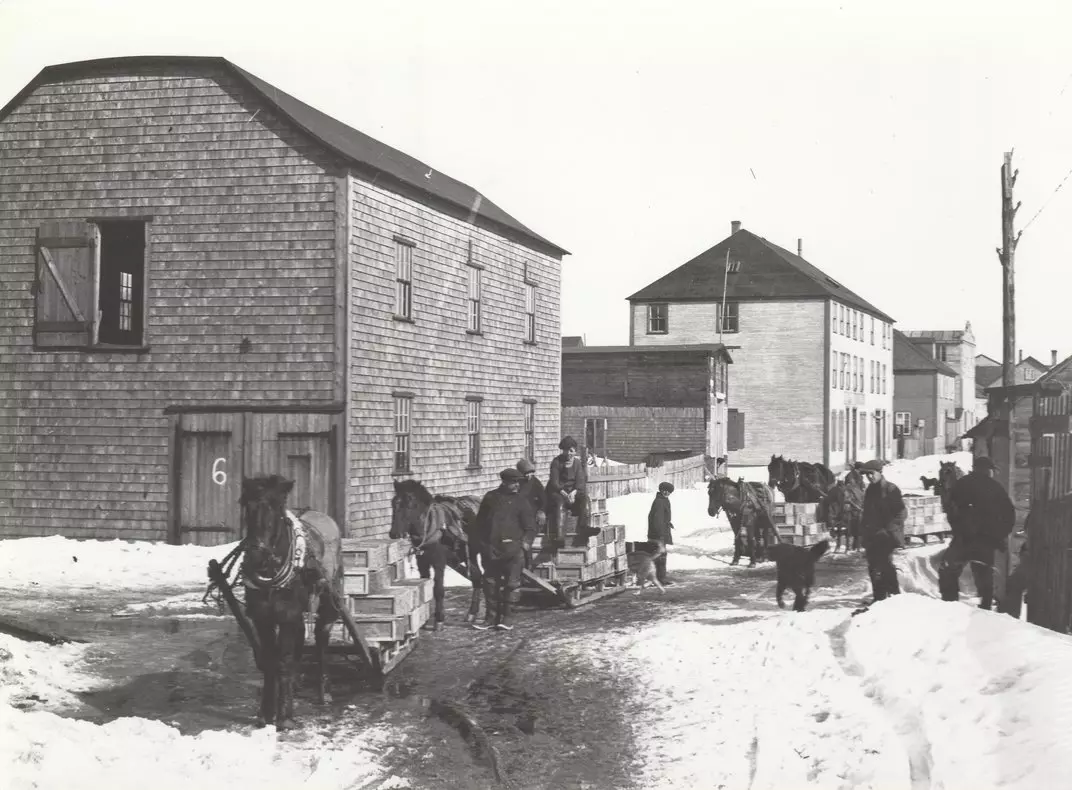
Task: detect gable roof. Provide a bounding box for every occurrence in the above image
[976,365,1003,390]
[975,353,1000,367]
[902,329,967,342]
[1021,355,1049,372]
[1036,352,1072,387]
[561,336,586,348]
[893,330,958,376]
[626,228,893,322]
[0,56,568,258]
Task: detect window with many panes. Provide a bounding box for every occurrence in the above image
[870,317,875,345]
[832,350,838,389]
[882,364,887,394]
[647,303,668,334]
[840,305,846,334]
[395,239,414,319]
[523,401,536,462]
[852,311,857,340]
[832,305,838,334]
[585,417,607,460]
[894,411,911,437]
[467,264,481,333]
[719,302,739,333]
[830,411,837,451]
[393,396,412,473]
[466,398,482,468]
[525,282,537,343]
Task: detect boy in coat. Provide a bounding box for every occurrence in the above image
[474,468,537,631]
[939,455,1015,610]
[859,459,906,601]
[648,482,675,585]
[546,436,596,543]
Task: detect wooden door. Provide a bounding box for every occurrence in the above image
[177,413,243,545]
[248,413,335,518]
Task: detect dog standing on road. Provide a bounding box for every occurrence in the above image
[627,545,666,594]
[766,539,830,611]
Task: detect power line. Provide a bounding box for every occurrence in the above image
[1020,161,1072,235]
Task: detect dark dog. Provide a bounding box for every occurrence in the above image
[766,539,830,611]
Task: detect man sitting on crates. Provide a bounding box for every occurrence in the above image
[546,436,598,544]
[474,467,538,631]
[939,455,1015,611]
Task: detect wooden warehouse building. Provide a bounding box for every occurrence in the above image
[0,56,567,543]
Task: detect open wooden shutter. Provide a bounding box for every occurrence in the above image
[35,222,98,348]
[728,409,745,451]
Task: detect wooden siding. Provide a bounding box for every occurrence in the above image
[632,300,829,465]
[561,406,705,465]
[561,352,709,408]
[347,178,562,539]
[0,65,339,540]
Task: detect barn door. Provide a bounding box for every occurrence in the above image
[177,413,243,545]
[34,222,99,348]
[248,413,335,518]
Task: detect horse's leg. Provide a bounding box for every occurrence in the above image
[431,544,446,630]
[730,515,742,565]
[276,615,302,730]
[253,619,277,726]
[746,517,758,568]
[314,595,334,705]
[465,542,483,623]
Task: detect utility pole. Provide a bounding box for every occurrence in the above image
[995,150,1022,613]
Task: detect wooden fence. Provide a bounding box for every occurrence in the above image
[586,454,708,500]
[1026,493,1072,634]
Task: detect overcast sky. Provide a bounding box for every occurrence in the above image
[2,0,1070,363]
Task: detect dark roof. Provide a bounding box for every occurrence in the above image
[975,353,1001,367]
[902,329,967,342]
[1021,356,1049,372]
[563,343,733,362]
[893,330,958,376]
[1036,352,1072,386]
[0,56,567,258]
[976,366,1003,390]
[561,336,586,348]
[626,228,893,322]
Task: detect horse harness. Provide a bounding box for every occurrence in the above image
[412,499,467,553]
[244,509,310,592]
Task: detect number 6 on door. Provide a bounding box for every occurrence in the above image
[212,457,227,486]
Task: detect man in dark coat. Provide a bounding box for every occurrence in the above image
[546,436,595,543]
[474,468,538,631]
[647,481,675,585]
[859,459,906,601]
[939,455,1015,610]
[516,458,546,528]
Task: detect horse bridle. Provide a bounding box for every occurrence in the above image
[243,509,302,591]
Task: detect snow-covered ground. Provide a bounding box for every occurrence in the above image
[1,451,1066,789]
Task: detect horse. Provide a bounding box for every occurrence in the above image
[767,455,835,503]
[922,460,964,516]
[816,468,866,553]
[240,474,343,730]
[390,479,484,628]
[707,477,775,566]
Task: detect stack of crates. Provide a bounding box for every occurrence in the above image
[304,537,434,645]
[902,494,950,537]
[771,502,831,547]
[526,498,628,584]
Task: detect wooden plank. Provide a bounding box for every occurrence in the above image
[39,247,86,322]
[1030,414,1071,436]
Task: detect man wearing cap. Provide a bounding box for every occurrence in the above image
[859,459,906,601]
[516,458,547,529]
[648,482,676,585]
[939,456,1015,610]
[546,436,595,543]
[474,467,537,631]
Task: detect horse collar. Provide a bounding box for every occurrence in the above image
[245,509,308,591]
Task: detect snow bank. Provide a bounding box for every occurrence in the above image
[0,536,235,593]
[883,450,973,494]
[846,594,1072,790]
[0,633,393,790]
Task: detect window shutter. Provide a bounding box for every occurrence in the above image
[35,222,98,347]
[728,409,745,451]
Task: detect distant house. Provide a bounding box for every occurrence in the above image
[901,323,977,437]
[561,335,586,349]
[976,353,1000,368]
[626,221,895,470]
[977,350,1056,390]
[892,330,959,456]
[561,344,733,464]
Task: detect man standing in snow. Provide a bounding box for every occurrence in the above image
[546,436,596,543]
[647,482,675,586]
[859,459,906,602]
[938,455,1015,610]
[474,468,538,631]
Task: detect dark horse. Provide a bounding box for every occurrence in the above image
[921,460,964,515]
[767,455,836,503]
[390,480,484,628]
[241,474,343,730]
[707,477,775,566]
[816,467,866,552]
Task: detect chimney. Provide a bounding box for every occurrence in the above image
[1018,349,1023,364]
[730,220,741,235]
[797,238,803,257]
[1052,349,1058,367]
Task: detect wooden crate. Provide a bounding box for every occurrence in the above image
[394,577,433,605]
[531,562,556,581]
[343,567,385,596]
[335,614,408,644]
[385,557,409,583]
[407,600,432,635]
[341,541,388,571]
[556,545,599,567]
[347,585,418,616]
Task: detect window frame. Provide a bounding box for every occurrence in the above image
[646,303,668,334]
[393,394,413,474]
[466,263,482,334]
[894,411,912,437]
[524,281,537,343]
[870,317,875,345]
[719,301,739,333]
[584,417,607,460]
[466,397,482,469]
[394,237,415,321]
[832,350,838,389]
[523,400,536,462]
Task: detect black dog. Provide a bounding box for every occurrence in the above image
[766,539,830,612]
